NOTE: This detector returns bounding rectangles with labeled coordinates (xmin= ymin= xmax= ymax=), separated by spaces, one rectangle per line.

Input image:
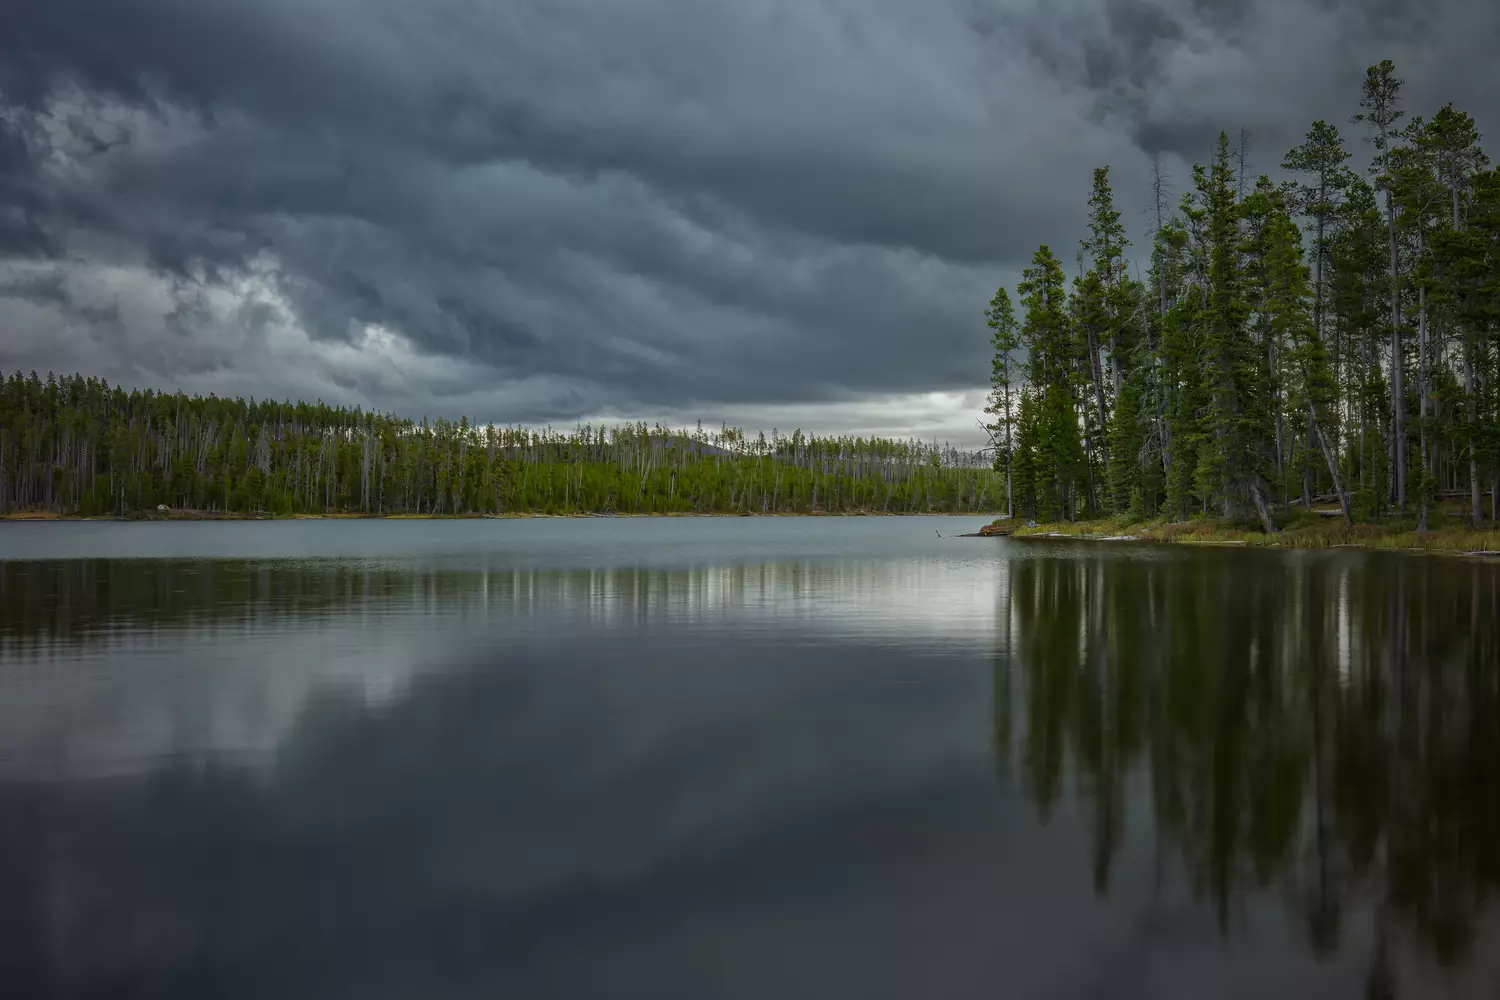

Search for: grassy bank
xmin=998 ymin=513 xmax=1500 ymax=555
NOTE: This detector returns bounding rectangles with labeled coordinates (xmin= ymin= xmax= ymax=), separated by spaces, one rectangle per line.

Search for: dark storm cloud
xmin=0 ymin=0 xmax=1496 ymax=434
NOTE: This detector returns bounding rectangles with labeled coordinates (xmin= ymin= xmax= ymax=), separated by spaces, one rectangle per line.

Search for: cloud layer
xmin=2 ymin=0 xmax=1497 ymax=444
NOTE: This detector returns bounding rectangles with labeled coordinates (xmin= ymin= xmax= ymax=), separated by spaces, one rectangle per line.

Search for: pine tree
xmin=1240 ymin=176 xmax=1289 ymax=502
xmin=1149 ymin=202 xmax=1193 ymax=517
xmin=1283 ymin=123 xmax=1352 ymax=339
xmin=1263 ymin=194 xmax=1353 ymax=523
xmin=1389 ymin=115 xmax=1448 ymax=528
xmin=1012 ymin=388 xmax=1040 ymax=522
xmin=1328 ymin=175 xmax=1389 ymax=505
xmin=1282 ymin=123 xmax=1353 ymax=504
xmin=1106 ymin=363 xmax=1146 ymax=516
xmin=1423 ymin=103 xmax=1489 ymax=525
xmin=1069 ymin=269 xmax=1111 ymax=512
xmin=1199 ymin=133 xmax=1277 ymax=531
xmin=1354 ymin=58 xmax=1408 ymax=509
xmin=1017 ymin=245 xmax=1085 ymax=520
xmin=985 ymin=287 xmax=1023 ymax=517
xmin=1083 ymin=166 xmax=1132 ymax=428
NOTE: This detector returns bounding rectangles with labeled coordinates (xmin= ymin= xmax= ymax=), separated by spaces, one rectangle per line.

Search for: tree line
xmin=985 ymin=60 xmax=1499 ymax=531
xmin=0 ymin=370 xmax=1004 ymax=516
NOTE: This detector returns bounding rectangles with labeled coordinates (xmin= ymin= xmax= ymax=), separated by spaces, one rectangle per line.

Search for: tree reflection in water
xmin=992 ymin=548 xmax=1500 ymax=991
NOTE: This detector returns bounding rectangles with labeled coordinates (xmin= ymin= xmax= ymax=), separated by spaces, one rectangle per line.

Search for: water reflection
xmin=0 ymin=557 xmax=1003 ymax=782
xmin=0 ymin=556 xmax=1005 ymax=654
xmin=1 ymin=544 xmax=1497 ymax=998
xmin=993 ymin=549 xmax=1500 ymax=991
xmin=1 ymin=556 xmax=1010 ymax=1000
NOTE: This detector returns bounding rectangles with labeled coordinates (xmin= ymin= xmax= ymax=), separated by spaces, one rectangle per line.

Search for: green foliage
xmin=1011 ymin=389 xmax=1040 ymax=521
xmin=1199 ymin=133 xmax=1269 ymax=518
xmin=1018 ymin=245 xmax=1086 ymax=519
xmin=985 ymin=286 xmax=1023 ymax=515
xmin=1106 ymin=370 xmax=1145 ymax=515
xmin=0 ymin=371 xmax=1006 ymax=517
xmin=985 ymin=60 xmax=1500 ymax=530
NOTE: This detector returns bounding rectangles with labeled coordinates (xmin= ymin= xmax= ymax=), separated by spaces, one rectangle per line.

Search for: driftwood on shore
xmin=957 ymin=522 xmax=1016 ymax=538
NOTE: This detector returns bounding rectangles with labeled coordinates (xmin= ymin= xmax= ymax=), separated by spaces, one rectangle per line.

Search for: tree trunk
xmin=1359 ymin=281 xmax=1370 ymax=491
xmin=1384 ymin=190 xmax=1405 ymax=510
xmin=1087 ymin=326 xmax=1111 ymax=476
xmin=1417 ymin=251 xmax=1429 ymax=533
xmin=1248 ymin=478 xmax=1277 ymax=535
xmin=1109 ymin=333 xmax=1120 ymax=414
xmin=1467 ymin=350 xmax=1482 ymax=528
xmin=1447 ymin=184 xmax=1484 ymax=530
xmin=1082 ymin=424 xmax=1098 ymax=517
xmin=1302 ymin=426 xmax=1315 ymax=511
xmin=1309 ymin=403 xmax=1352 ymax=526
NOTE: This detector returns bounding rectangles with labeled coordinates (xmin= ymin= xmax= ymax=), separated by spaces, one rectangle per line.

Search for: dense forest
xmin=0 ymin=370 xmax=1003 ymax=516
xmin=985 ymin=60 xmax=1500 ymax=531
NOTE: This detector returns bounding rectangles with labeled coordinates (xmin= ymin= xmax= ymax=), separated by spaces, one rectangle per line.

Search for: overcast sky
xmin=2 ymin=0 xmax=1497 ymax=446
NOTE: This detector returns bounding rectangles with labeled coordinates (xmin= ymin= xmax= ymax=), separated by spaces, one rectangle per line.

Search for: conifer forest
xmin=0 ymin=371 xmax=1001 ymax=517
xmin=984 ymin=61 xmax=1500 ymax=531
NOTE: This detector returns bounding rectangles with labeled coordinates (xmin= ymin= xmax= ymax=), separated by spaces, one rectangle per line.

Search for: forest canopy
xmin=0 ymin=370 xmax=1002 ymax=516
xmin=984 ymin=60 xmax=1499 ymax=532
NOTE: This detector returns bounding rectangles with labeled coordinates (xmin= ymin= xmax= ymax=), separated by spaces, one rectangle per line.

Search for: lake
xmin=1 ymin=517 xmax=1497 ymax=999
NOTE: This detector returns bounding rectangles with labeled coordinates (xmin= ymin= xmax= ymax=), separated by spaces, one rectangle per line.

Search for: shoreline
xmin=979 ymin=517 xmax=1500 ymax=559
xmin=1 ymin=509 xmax=1000 ymax=522
xmin=5 ymin=509 xmax=1495 ymax=558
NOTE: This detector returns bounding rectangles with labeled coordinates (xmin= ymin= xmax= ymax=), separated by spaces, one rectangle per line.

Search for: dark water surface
xmin=1 ymin=518 xmax=1497 ymax=999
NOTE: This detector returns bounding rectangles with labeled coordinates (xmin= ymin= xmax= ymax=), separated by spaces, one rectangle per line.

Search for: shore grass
xmin=1002 ymin=512 xmax=1500 ymax=555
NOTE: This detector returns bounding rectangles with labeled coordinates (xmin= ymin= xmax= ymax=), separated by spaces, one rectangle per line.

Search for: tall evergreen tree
xmin=1328 ymin=175 xmax=1390 ymax=507
xmin=1389 ymin=115 xmax=1448 ymax=528
xmin=1353 ymin=59 xmax=1408 ymax=509
xmin=1262 ymin=192 xmax=1354 ymax=524
xmin=985 ymin=286 xmax=1023 ymax=517
xmin=1423 ymin=103 xmax=1490 ymax=525
xmin=1018 ymin=245 xmax=1086 ymax=521
xmin=1083 ymin=166 xmax=1132 ymax=415
xmin=1282 ymin=122 xmax=1352 ymax=375
xmin=1199 ymin=133 xmax=1277 ymax=532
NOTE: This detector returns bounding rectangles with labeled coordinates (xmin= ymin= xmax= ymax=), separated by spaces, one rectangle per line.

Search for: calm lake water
xmin=1 ymin=517 xmax=1497 ymax=999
